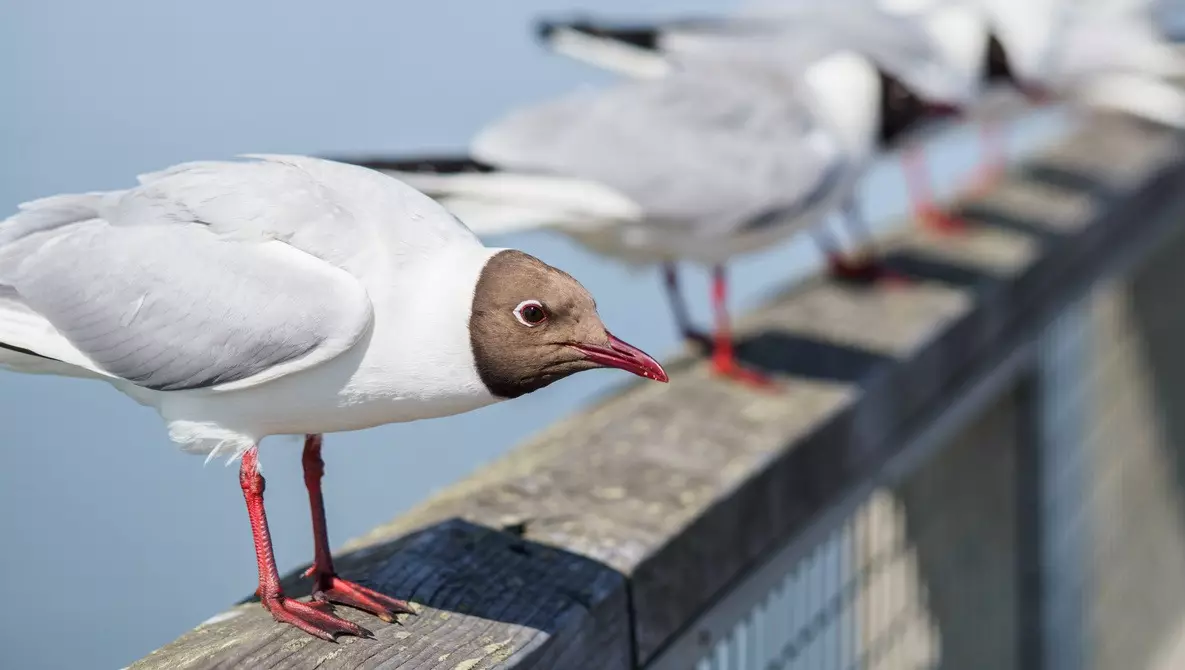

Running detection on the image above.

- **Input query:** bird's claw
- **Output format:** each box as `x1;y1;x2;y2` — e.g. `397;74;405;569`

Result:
684;332;781;390
711;355;781;391
827;257;910;287
261;595;372;642
918;205;969;235
308;573;415;623
681;314;781;389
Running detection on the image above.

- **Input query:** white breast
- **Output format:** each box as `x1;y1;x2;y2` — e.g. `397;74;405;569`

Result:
921;5;991;101
153;245;505;460
804;51;882;157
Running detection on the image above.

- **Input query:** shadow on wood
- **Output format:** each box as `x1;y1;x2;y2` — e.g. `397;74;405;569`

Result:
163;518;630;669
734;331;896;384
879;251;1004;289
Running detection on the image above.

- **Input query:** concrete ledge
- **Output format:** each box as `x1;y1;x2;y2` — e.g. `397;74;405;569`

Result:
132;113;1185;669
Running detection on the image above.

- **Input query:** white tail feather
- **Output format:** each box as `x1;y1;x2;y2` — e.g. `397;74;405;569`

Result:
1077;73;1185;128
439;197;583;236
542;27;673;79
0;194;118;377
0;287;107;379
374;169;642;235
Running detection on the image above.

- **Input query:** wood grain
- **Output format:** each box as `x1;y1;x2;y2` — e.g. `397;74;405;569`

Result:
132;113;1185;669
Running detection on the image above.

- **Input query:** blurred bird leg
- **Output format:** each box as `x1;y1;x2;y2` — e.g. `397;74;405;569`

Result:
301;434;415;623
709;266;776;388
240;446;372;641
969;83;1052;195
661;264;775;388
821;197;909;286
968;120;1007;194
902;145;969;234
662;263;713;352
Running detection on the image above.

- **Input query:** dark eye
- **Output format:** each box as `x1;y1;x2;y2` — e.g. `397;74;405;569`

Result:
513;300;548;327
521;305;545;323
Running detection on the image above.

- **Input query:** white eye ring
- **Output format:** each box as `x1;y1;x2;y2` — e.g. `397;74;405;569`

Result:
513;300;548;327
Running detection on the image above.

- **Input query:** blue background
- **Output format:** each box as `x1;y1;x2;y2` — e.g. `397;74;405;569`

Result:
0;1;1064;667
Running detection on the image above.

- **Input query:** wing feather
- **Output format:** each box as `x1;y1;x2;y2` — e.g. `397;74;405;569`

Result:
0;156;406;391
473;67;843;235
1;222;372;391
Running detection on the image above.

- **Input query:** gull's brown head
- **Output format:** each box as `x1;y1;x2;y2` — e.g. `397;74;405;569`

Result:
469;250;668;399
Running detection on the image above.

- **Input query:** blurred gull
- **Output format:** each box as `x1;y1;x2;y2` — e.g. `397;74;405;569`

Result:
338;51;956;387
533;0;1037;232
536;0;980;100
1038;0;1185;125
916;0;1185;191
0;155;667;641
542;0;1185;219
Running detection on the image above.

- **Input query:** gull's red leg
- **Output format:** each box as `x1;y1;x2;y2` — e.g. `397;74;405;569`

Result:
239;445;370;641
302;435;414;623
968;121;1006;195
903;146;967;235
708;266;775;388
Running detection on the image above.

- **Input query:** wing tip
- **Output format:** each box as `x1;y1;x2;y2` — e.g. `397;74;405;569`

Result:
0;341;57;361
534;16;662;51
329;154;499;175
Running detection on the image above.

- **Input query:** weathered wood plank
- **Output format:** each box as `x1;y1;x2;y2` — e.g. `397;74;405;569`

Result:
133;113;1185;669
136;520;630;670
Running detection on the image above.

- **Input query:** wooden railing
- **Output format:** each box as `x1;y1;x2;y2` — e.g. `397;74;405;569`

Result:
131;112;1185;670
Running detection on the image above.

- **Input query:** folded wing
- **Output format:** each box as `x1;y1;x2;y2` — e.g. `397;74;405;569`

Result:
0;158;380;392
472;66;845;237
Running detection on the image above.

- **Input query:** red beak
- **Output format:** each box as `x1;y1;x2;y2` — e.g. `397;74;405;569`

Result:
570;331;669;383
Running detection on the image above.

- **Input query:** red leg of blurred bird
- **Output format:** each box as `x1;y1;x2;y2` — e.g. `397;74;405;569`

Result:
240;445;371;641
903;146;967;235
968;121;1006;195
709;266;774;388
661;264;775;387
302;434;414;623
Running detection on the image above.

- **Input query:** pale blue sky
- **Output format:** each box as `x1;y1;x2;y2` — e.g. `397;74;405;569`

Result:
0;2;1065;667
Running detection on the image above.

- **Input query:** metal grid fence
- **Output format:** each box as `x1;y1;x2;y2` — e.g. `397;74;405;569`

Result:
649;208;1185;670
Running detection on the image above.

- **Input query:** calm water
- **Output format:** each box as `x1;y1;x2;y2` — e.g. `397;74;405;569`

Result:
0;2;1067;667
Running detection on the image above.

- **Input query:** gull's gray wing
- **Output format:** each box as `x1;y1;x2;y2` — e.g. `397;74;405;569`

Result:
473;66;847;236
666;8;934;66
1044;5;1183;85
616;0;969;101
0;192;373;392
706;5;976;103
122;155;482;276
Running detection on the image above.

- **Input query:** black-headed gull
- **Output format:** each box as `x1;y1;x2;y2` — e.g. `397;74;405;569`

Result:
337;53;956;387
0;155;668;641
882;0;1055;228
533;0;1185;230
914;0;1185;207
530;1;1037;237
1033;0;1185;122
